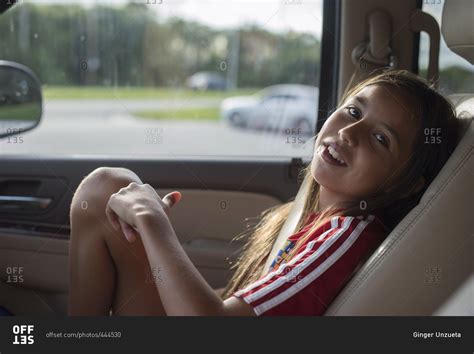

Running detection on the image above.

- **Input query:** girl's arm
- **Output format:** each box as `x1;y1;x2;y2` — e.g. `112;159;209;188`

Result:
137;212;255;316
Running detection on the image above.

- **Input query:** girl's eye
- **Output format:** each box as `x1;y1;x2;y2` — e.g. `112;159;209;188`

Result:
345;106;361;119
374;133;388;147
344;105;389;149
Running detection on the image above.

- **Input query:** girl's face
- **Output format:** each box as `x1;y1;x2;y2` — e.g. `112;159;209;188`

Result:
311;84;420;202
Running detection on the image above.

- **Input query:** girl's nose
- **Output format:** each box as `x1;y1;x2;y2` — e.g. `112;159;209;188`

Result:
338;122;361;147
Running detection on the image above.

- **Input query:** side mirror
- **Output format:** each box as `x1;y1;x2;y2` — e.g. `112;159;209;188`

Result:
0;60;42;139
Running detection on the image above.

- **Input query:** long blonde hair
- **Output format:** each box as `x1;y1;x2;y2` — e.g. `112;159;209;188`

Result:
220;69;459;299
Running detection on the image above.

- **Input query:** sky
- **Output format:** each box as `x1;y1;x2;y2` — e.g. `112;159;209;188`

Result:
29;0;324;37
149;0;324;38
23;0;474;70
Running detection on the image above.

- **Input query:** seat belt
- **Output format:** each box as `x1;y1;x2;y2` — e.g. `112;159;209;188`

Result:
261;173;312;276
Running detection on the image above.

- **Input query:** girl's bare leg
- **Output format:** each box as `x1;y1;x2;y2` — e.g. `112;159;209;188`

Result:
68;167;166;315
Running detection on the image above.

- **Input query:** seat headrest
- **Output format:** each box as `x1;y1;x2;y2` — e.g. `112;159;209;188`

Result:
441;0;474;64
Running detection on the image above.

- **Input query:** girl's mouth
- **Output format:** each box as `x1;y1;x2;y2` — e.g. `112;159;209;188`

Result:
318;145;348;167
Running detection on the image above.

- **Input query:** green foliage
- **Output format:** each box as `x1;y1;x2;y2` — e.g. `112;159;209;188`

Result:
2;4;468;92
419;66;474;94
0;3;321;88
438;66;474;94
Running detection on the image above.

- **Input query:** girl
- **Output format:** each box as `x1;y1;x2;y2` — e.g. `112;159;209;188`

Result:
68;70;459;316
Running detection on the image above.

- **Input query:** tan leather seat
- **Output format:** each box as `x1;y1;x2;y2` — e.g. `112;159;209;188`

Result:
325;0;473;315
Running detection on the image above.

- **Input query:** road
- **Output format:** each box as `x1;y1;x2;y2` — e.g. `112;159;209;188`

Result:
0;99;315;158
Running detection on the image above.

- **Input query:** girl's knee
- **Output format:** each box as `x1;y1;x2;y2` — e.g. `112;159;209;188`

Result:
79;167;141;193
70;167;142;221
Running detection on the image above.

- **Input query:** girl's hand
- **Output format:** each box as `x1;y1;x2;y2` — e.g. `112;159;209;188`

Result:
105;182;181;243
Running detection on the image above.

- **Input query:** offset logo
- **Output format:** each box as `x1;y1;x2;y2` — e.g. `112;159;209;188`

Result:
6;266;24;283
12;325;35;345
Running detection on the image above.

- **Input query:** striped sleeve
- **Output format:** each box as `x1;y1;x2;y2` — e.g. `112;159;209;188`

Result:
232;215;383;316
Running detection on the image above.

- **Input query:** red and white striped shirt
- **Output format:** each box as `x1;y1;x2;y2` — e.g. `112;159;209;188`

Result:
233;212;387;316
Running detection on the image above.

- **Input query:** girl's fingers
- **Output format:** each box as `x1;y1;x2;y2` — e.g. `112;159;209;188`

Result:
105;200;121;232
118;218;138;243
173;191;182;204
163;191;182;210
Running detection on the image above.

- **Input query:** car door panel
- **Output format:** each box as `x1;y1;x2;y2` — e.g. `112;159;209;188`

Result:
0;156;303;314
0;177;69;216
0;188;282;290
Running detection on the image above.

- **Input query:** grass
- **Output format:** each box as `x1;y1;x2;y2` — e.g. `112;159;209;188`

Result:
43;85;259;100
0;103;41;121
133;107;220;121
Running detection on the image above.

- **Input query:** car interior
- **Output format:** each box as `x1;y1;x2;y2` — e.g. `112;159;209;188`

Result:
0;0;472;316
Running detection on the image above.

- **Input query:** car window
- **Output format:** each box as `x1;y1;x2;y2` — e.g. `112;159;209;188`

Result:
0;0;323;159
419;2;474;94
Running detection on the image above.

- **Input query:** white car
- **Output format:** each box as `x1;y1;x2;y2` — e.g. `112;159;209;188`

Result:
186;71;227;91
220;84;319;135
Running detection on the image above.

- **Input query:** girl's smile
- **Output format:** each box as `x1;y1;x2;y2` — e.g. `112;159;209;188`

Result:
317;141;349;167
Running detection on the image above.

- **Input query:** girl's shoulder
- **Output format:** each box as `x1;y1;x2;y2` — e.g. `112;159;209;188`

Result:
289;211;388;243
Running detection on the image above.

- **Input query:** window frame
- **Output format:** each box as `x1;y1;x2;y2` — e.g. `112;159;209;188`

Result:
413;0;424;75
315;0;341;136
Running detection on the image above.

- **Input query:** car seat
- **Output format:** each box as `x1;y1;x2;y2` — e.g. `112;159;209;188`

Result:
324;0;473;315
